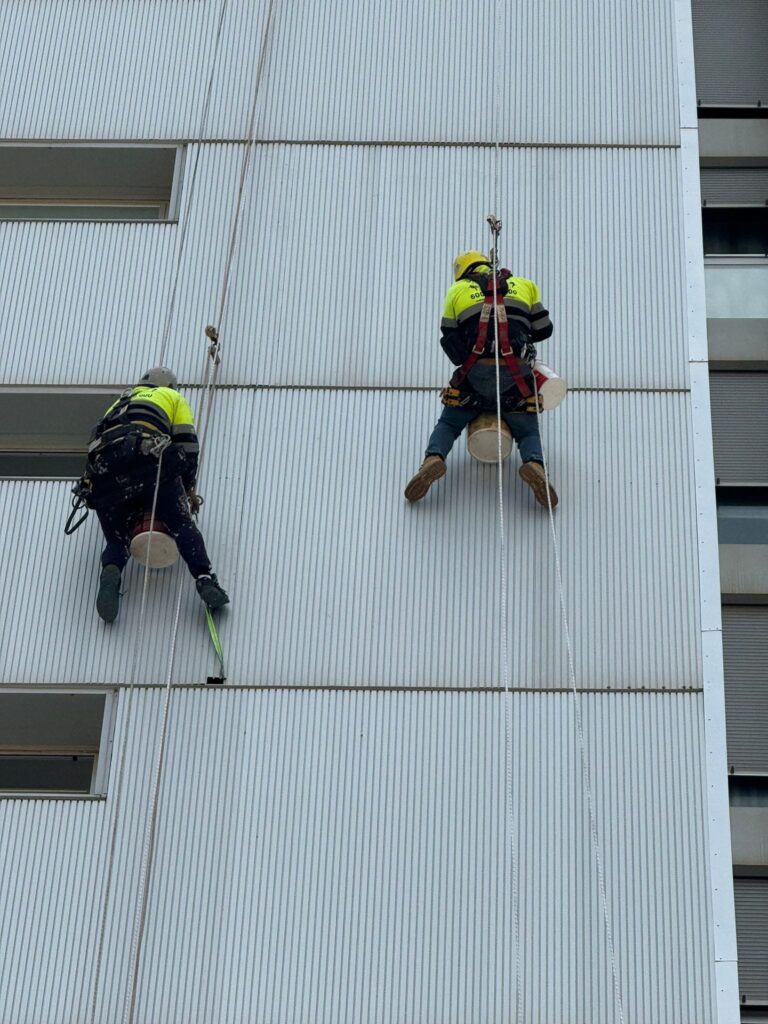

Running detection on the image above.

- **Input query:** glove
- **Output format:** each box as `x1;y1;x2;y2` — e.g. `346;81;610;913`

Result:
187;490;204;515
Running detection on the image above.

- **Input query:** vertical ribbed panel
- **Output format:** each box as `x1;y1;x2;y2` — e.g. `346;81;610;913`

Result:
1;146;687;390
734;878;768;1001
710;373;768;483
260;0;678;144
0;145;242;387
0;0;268;139
187;146;687;390
692;0;768;105
0;391;701;691
722;606;768;773
0;0;680;144
0;690;716;1024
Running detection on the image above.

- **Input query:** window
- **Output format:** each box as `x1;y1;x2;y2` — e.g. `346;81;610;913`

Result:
0;691;117;796
0;390;119;479
0;146;184;222
700;166;768;257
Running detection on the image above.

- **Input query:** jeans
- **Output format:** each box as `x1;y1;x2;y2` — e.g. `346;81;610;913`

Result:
426;364;543;463
96;475;212;578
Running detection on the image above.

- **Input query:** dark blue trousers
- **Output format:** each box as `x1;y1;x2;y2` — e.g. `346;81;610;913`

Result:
96;475;212;577
426;364;544;463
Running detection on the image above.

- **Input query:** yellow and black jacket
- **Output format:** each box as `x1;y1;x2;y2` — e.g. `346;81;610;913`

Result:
440;271;553;366
89;385;200;487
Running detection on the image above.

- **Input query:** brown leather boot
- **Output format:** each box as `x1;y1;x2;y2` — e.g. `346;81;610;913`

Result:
404;455;447;502
519;460;559;509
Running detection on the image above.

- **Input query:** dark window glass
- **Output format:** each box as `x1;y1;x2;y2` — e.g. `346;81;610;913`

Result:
703;208;768;255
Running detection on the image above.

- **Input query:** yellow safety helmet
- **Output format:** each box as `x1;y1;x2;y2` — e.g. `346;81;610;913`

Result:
453;249;490;281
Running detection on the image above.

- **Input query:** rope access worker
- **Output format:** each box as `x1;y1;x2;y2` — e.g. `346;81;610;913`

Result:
404;250;559;507
84;367;230;623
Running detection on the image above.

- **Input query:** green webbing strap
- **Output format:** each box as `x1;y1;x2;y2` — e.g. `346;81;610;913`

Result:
205;605;226;680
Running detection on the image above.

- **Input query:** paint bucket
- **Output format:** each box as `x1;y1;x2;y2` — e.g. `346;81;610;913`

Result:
129;512;179;568
467;413;513;463
532;362;567;410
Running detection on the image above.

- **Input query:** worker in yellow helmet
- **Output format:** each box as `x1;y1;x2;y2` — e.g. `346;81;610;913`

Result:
404;250;558;507
83;366;229;622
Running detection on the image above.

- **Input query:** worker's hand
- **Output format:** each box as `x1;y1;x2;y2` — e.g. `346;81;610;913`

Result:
187;490;204;514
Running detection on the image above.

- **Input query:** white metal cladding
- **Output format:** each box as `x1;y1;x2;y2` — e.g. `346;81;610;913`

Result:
1;145;689;390
722;605;768;773
0;0;680;146
0;689;716;1023
0;389;702;691
258;0;679;144
0;0;270;140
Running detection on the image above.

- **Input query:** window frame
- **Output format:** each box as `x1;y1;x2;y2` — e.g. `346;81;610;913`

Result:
0;143;186;223
0;689;118;799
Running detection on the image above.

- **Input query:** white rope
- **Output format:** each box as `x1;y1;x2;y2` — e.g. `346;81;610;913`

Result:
88;450;168;1024
489;220;523;1024
88;3;235;1015
123;347;219;1024
158;0;233;365
120;1;279;1017
532;378;626;1024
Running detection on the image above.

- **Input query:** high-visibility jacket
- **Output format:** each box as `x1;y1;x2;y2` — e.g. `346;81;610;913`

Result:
440;272;553;366
90;385;200;487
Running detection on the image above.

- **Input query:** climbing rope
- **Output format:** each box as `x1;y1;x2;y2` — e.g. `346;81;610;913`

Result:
121;0;279;1019
488;214;524;1024
121;341;219;1024
532;376;626;1024
158;0;233;365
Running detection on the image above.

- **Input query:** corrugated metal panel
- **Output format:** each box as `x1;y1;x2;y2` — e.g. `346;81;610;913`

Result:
734;878;768;1002
711;372;768;483
259;0;678;144
0;0;679;146
0;145;243;388
693;0;768;105
0;390;702;691
1;145;688;390
723;606;768;773
701;168;768;205
0;0;269;140
0;690;716;1023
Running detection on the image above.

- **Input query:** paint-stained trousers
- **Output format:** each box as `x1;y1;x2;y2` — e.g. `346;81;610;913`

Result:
96;475;212;578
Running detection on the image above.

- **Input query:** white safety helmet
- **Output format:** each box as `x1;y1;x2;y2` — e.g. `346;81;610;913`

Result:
139;366;178;389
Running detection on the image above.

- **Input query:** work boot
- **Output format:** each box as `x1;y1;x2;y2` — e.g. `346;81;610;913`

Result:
519;460;559;509
196;573;230;610
404;455;447;503
96;565;122;623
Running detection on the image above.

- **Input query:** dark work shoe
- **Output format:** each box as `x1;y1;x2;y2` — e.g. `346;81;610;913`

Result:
196;573;230;610
96;565;122;623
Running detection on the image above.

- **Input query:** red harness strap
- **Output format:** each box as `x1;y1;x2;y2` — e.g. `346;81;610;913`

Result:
449;274;531;398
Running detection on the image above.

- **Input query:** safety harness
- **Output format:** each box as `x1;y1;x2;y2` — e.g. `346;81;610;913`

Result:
444;271;533;410
64;390;174;534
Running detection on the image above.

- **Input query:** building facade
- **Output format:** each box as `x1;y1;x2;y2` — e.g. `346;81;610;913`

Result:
0;1;748;1021
693;1;768;1020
